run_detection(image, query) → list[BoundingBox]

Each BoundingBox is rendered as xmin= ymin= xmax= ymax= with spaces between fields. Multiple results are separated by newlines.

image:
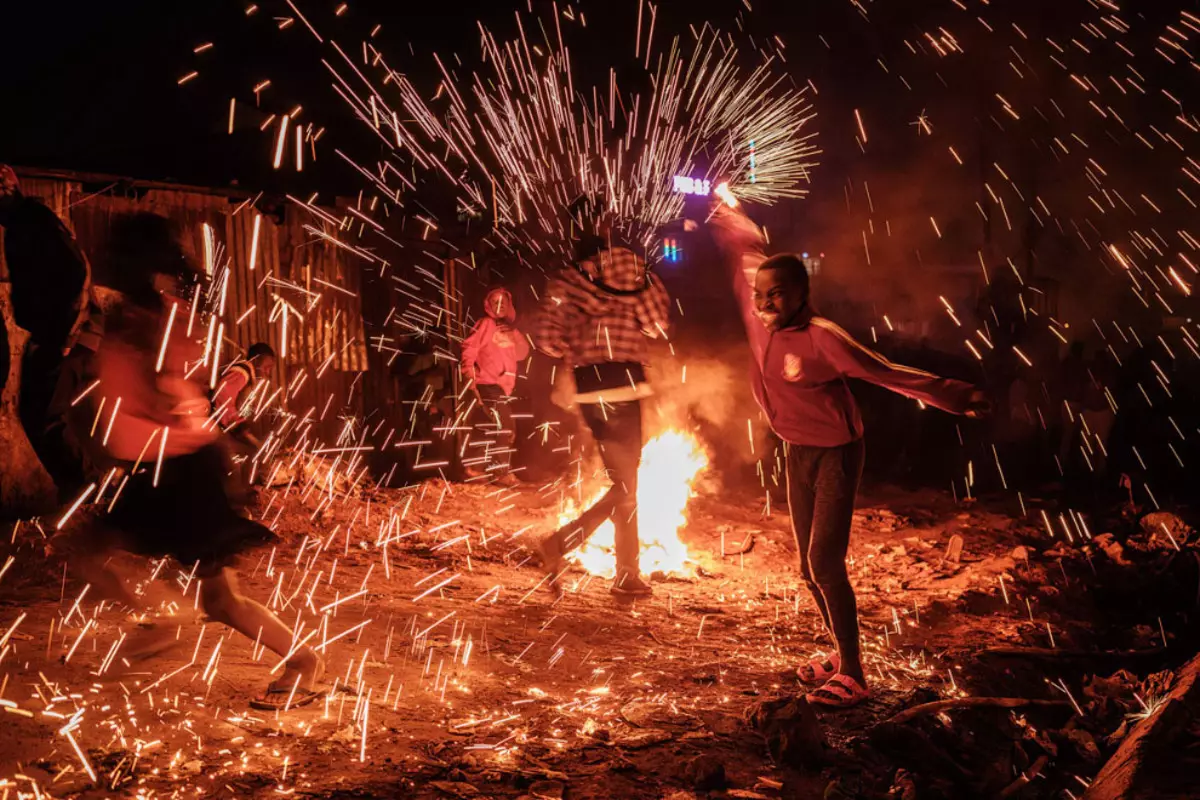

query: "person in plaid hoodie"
xmin=534 ymin=198 xmax=670 ymax=598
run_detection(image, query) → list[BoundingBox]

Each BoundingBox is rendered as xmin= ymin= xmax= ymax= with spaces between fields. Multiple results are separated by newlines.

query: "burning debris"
xmin=563 ymin=429 xmax=709 ymax=580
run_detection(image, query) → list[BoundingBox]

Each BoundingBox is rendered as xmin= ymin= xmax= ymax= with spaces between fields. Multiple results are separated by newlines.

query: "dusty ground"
xmin=0 ymin=465 xmax=1194 ymax=799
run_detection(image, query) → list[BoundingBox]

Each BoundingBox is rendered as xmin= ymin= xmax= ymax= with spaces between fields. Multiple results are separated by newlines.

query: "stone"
xmin=683 ymin=754 xmax=728 ymax=791
xmin=1139 ymin=511 xmax=1190 ymax=540
xmin=1092 ymin=534 xmax=1130 ymax=566
xmin=745 ymin=696 xmax=825 ymax=767
xmin=1064 ymin=728 xmax=1102 ymax=763
xmin=612 ymin=728 xmax=672 ymax=749
xmin=330 ymin=725 xmax=357 ymax=743
xmin=430 ymin=782 xmax=480 ymax=798
xmin=528 ymin=779 xmax=565 ymax=799
xmin=944 ymin=534 xmax=964 ymax=564
xmin=620 ymin=698 xmax=699 ymax=729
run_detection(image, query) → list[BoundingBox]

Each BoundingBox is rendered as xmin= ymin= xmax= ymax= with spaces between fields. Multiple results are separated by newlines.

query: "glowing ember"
xmin=560 ymin=430 xmax=708 ymax=578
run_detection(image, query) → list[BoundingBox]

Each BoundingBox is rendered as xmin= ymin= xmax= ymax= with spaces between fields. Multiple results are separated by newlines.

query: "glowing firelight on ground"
xmin=560 ymin=430 xmax=709 ymax=578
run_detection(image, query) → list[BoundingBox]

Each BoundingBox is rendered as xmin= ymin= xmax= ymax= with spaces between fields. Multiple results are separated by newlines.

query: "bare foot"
xmin=123 ymin=623 xmax=187 ymax=662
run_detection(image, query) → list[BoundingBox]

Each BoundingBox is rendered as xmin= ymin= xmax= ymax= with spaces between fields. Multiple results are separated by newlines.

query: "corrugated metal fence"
xmin=0 ymin=169 xmax=369 ymax=446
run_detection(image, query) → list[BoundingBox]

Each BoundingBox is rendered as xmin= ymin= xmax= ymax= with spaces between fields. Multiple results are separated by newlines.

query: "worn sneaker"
xmin=610 ymin=572 xmax=653 ymax=598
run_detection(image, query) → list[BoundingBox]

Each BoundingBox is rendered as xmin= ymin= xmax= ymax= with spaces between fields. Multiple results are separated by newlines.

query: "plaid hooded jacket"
xmin=535 ymin=248 xmax=670 ymax=377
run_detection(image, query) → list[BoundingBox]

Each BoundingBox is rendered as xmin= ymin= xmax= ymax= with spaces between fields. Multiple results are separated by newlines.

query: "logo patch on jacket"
xmin=782 ymin=353 xmax=803 ymax=382
xmin=492 ymin=329 xmax=516 ymax=349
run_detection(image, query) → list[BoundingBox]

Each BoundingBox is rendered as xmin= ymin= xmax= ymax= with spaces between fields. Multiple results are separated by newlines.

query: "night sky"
xmin=4 ymin=0 xmax=1199 ymax=326
xmin=0 ymin=1 xmax=760 ymax=188
xmin=0 ymin=1 xmax=1099 ymax=185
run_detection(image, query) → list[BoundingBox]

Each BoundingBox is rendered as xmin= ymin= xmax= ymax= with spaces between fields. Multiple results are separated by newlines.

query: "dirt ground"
xmin=0 ymin=466 xmax=1194 ymax=799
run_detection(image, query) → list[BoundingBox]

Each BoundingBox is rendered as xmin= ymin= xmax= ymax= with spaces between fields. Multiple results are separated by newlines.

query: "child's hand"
xmin=707 ymin=201 xmax=765 ymax=250
xmin=964 ymin=389 xmax=992 ymax=418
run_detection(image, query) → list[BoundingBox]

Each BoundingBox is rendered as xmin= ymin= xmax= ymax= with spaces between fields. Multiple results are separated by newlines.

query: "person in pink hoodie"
xmin=460 ymin=287 xmax=530 ymax=484
xmin=708 ymin=202 xmax=989 ymax=708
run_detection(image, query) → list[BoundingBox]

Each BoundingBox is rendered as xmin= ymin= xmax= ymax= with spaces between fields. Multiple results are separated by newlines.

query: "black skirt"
xmin=106 ymin=444 xmax=277 ymax=568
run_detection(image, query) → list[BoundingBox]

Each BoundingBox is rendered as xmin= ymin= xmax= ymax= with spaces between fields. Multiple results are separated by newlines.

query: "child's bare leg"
xmin=66 ymin=550 xmax=187 ymax=661
xmin=73 ymin=550 xmax=139 ymax=609
xmin=74 ymin=552 xmax=185 ymax=614
xmin=199 ymin=567 xmax=323 ymax=690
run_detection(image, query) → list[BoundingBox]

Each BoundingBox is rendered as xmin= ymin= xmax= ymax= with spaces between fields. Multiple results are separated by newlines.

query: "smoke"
xmin=647 ymin=344 xmax=772 ymax=486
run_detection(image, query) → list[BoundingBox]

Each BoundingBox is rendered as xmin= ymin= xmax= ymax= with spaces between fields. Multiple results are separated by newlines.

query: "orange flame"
xmin=557 ymin=430 xmax=708 ymax=578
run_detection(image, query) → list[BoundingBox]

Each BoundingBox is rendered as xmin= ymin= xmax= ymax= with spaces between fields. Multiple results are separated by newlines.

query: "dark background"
xmin=5 ymin=0 xmax=1199 ymax=495
xmin=0 ymin=1 xmax=770 ymax=189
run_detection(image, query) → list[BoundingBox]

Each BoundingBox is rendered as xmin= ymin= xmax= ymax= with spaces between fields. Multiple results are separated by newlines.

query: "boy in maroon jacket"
xmin=709 ymin=203 xmax=988 ymax=708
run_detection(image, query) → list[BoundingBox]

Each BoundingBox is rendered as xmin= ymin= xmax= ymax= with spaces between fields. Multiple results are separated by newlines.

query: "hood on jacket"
xmin=484 ymin=287 xmax=516 ymax=322
xmin=562 ymin=248 xmax=663 ymax=333
xmin=577 ymin=247 xmax=650 ymax=293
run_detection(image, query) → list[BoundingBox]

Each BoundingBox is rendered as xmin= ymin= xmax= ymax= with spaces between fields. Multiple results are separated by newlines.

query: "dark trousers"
xmin=545 ymin=400 xmax=643 ymax=574
xmin=786 ymin=438 xmax=865 ymax=672
xmin=476 ymin=384 xmax=516 ymax=473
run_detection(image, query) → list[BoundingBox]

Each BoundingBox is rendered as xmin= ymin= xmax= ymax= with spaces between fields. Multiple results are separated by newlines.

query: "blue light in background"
xmin=662 ymin=238 xmax=681 ymax=263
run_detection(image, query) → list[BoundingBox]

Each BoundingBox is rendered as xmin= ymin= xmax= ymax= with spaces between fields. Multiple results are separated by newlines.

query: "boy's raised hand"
xmin=706 ymin=199 xmax=765 ymax=251
xmin=964 ymin=389 xmax=993 ymax=418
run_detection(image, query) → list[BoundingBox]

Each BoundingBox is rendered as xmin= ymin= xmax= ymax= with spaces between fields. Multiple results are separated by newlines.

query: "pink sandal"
xmin=805 ymin=674 xmax=870 ymax=708
xmin=796 ymin=653 xmax=841 ymax=683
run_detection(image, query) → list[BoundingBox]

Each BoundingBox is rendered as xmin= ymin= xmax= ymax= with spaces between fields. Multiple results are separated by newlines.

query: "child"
xmin=708 ymin=202 xmax=988 ymax=708
xmin=460 ymin=288 xmax=529 ymax=484
xmin=212 ymin=341 xmax=276 ymax=443
xmin=534 ymin=197 xmax=671 ymax=598
xmin=212 ymin=341 xmax=276 ymax=496
xmin=83 ymin=212 xmax=323 ymax=709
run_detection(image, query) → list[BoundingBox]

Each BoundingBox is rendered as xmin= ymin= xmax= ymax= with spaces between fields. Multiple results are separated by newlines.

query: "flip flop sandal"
xmin=805 ymin=674 xmax=870 ymax=709
xmin=796 ymin=653 xmax=841 ymax=683
xmin=249 ymin=685 xmax=325 ymax=711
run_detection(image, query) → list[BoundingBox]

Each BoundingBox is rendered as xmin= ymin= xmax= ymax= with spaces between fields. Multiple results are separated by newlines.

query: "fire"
xmin=559 ymin=429 xmax=708 ymax=578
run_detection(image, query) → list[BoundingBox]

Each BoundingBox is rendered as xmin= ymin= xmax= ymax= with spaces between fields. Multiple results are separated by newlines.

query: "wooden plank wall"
xmin=1 ymin=171 xmax=369 ymax=446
